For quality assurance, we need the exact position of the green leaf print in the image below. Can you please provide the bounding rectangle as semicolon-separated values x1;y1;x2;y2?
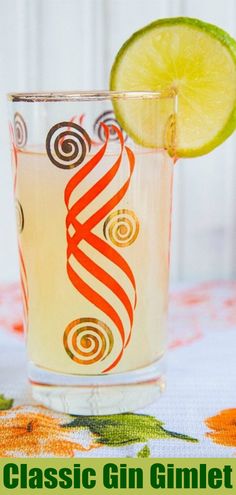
137;445;151;457
63;413;198;446
0;394;13;410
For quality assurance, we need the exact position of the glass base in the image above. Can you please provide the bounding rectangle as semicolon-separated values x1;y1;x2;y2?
29;358;165;415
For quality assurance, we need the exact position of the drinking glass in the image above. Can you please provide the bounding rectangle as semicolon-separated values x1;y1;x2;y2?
8;91;176;414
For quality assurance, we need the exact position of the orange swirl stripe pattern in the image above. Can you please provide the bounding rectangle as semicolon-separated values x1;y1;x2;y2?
64;124;136;372
9;121;29;329
18;247;29;326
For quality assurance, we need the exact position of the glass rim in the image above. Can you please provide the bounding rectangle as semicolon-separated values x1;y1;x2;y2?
7;89;176;103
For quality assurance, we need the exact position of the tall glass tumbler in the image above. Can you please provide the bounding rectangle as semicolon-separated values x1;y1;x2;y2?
8;91;176;414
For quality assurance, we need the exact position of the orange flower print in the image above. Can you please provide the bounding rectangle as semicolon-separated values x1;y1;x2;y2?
205;409;236;447
0;406;98;457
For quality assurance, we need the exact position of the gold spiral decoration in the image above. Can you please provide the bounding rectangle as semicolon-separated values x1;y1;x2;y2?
46;121;91;169
103;209;139;247
63;318;114;365
93;110;127;142
15;199;24;233
14;112;27;148
165;113;177;156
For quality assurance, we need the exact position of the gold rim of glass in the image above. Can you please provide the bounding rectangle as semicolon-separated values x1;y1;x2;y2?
7;89;176;102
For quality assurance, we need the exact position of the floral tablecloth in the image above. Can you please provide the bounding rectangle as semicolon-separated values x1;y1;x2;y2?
0;281;235;458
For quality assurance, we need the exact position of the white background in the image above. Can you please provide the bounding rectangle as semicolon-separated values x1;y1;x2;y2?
0;0;236;283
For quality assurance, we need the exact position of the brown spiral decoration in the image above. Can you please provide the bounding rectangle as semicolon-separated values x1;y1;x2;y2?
46;122;91;169
63;317;114;365
14;113;27;148
93;110;127;142
15;199;24;233
103;209;139;248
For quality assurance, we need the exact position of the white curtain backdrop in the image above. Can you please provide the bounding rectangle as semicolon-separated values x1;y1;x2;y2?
0;0;236;282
